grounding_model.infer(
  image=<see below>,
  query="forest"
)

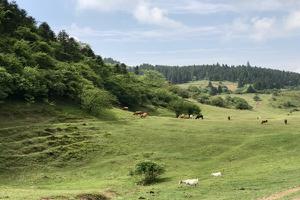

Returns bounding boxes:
[137,63,300,89]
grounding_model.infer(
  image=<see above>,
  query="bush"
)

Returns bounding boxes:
[253,94,261,102]
[197,94,210,104]
[130,161,165,185]
[210,96,226,107]
[283,101,296,108]
[170,99,201,117]
[233,97,252,110]
[0,67,13,100]
[80,86,115,116]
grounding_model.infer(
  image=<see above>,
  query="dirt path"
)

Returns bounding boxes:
[259,186,300,200]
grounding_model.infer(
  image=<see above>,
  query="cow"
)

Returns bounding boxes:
[261,120,268,124]
[178,114,185,119]
[195,114,204,120]
[140,112,149,118]
[284,119,288,125]
[184,115,190,119]
[122,107,129,111]
[179,178,199,186]
[133,111,143,115]
[228,116,231,121]
[211,172,222,177]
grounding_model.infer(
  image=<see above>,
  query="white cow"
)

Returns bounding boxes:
[179,178,199,186]
[211,172,222,177]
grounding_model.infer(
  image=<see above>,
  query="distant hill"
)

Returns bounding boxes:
[138,63,300,90]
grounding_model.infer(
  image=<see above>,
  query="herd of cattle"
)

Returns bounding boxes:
[127,107,289,124]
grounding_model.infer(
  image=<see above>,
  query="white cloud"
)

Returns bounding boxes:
[76,0,136,12]
[172,0,235,14]
[251,17,276,41]
[133,3,182,28]
[76,0,182,28]
[285,11,300,30]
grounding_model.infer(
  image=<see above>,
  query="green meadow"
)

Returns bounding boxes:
[0,93,299,200]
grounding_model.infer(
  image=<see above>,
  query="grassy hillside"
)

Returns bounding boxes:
[178,80,238,92]
[1,93,300,200]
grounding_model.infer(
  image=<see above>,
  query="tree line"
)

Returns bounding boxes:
[137,62,300,90]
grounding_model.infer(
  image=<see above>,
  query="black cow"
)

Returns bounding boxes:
[196,114,204,120]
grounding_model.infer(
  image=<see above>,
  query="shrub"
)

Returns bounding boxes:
[197,94,210,104]
[283,101,296,108]
[130,161,165,185]
[233,97,252,110]
[253,94,261,102]
[210,96,226,107]
[169,99,201,117]
[0,67,13,100]
[80,86,115,116]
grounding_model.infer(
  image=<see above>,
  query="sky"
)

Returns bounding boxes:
[12,0,300,72]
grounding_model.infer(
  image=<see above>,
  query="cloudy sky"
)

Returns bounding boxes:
[13,0,300,72]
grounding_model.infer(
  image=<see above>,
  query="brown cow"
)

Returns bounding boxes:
[228,116,231,121]
[133,111,143,115]
[284,119,288,125]
[140,112,149,118]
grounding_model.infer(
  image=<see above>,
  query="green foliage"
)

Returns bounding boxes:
[130,161,165,185]
[283,101,296,108]
[232,97,253,110]
[32,52,55,69]
[246,85,257,93]
[80,86,115,116]
[0,53,23,73]
[37,22,55,41]
[210,96,226,107]
[141,70,166,87]
[253,94,261,102]
[31,41,53,55]
[170,99,201,117]
[15,26,39,42]
[0,67,12,100]
[169,85,189,98]
[139,64,300,89]
[0,0,201,117]
[17,67,48,102]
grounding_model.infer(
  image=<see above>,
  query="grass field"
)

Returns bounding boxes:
[0,93,300,200]
[177,80,238,92]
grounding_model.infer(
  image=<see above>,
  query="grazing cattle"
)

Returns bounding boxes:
[190,115,194,119]
[179,178,199,186]
[178,114,184,119]
[184,115,190,119]
[122,107,129,111]
[284,119,288,125]
[261,120,268,124]
[133,111,143,115]
[195,114,204,120]
[228,116,231,121]
[140,112,149,118]
[211,172,222,177]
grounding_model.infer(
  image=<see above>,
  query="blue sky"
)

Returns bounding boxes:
[13,0,300,72]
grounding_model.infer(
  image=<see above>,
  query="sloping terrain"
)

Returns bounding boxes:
[0,94,300,200]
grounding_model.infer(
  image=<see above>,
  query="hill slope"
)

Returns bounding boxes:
[1,95,300,200]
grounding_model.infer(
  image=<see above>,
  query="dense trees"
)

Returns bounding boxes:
[138,63,300,90]
[0,0,201,116]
